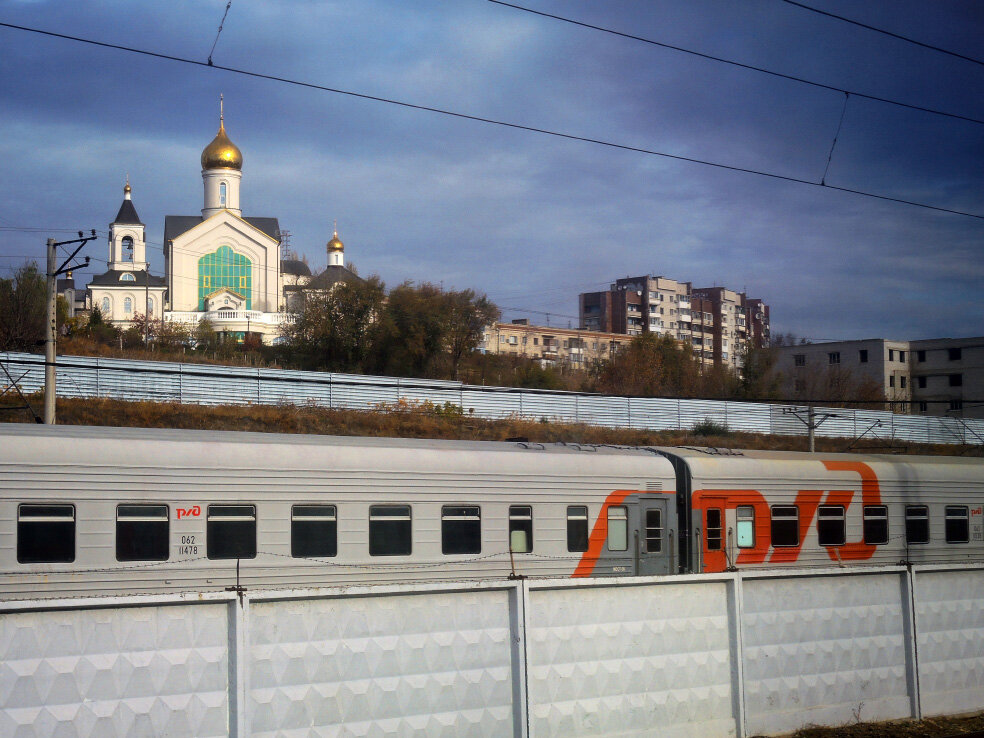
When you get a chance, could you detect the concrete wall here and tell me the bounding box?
[2,564,983,737]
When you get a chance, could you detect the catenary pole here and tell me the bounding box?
[44,238,57,424]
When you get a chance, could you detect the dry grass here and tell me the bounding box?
[769,710,984,737]
[0,395,979,457]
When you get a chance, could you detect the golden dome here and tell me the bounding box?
[201,120,243,170]
[327,230,344,252]
[123,180,131,195]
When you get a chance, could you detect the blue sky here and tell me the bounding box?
[1,0,981,340]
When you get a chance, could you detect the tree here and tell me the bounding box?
[592,332,702,396]
[0,263,46,352]
[372,282,447,378]
[282,276,386,372]
[442,289,500,380]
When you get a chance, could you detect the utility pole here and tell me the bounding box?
[782,404,839,453]
[44,231,95,424]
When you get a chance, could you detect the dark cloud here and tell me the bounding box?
[0,0,981,341]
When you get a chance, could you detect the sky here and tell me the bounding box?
[0,0,981,341]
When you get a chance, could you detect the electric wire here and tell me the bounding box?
[778,0,984,68]
[207,0,232,67]
[488,0,984,127]
[0,21,982,221]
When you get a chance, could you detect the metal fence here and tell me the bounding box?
[2,351,982,445]
[1,564,982,737]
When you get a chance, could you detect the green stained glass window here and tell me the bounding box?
[198,245,252,310]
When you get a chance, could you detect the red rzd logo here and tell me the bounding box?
[177,505,201,519]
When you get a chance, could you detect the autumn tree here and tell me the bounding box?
[442,289,500,380]
[282,276,386,372]
[0,263,46,352]
[371,282,448,378]
[592,332,702,396]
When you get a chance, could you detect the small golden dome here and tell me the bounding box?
[327,230,344,252]
[123,180,131,195]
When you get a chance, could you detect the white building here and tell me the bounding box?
[160,100,286,342]
[88,179,167,326]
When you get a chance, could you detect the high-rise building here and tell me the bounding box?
[580,276,769,369]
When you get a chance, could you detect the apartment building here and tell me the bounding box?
[580,275,770,370]
[774,337,983,418]
[481,320,630,367]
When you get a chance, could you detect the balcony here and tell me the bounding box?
[166,310,292,328]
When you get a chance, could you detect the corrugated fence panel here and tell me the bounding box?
[573,395,630,428]
[679,399,730,432]
[727,402,774,435]
[741,571,914,736]
[516,390,579,424]
[177,364,259,406]
[851,410,896,441]
[256,367,332,407]
[460,387,524,419]
[330,372,399,411]
[625,397,681,431]
[526,580,738,737]
[0,601,230,738]
[396,376,464,409]
[914,568,984,718]
[2,352,981,446]
[247,588,517,737]
[812,406,859,440]
[0,352,43,393]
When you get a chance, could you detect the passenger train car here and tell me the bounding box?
[0,423,982,600]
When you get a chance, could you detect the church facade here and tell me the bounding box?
[86,102,362,344]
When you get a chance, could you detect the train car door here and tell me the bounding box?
[635,496,674,575]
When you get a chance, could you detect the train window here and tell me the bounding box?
[863,505,889,545]
[17,504,75,564]
[645,509,662,553]
[207,505,257,559]
[736,506,755,548]
[770,506,799,547]
[442,505,481,555]
[509,506,533,553]
[566,506,589,552]
[905,505,930,545]
[706,509,722,551]
[945,506,969,544]
[607,506,628,551]
[291,505,337,558]
[817,506,846,546]
[369,505,412,556]
[116,504,169,561]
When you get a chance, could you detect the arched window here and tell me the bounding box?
[124,297,133,314]
[121,236,134,260]
[101,297,111,313]
[146,297,154,316]
[219,182,227,207]
[119,272,136,282]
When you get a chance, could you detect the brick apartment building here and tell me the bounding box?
[579,275,770,370]
[481,320,630,367]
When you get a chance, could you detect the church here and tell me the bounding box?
[86,99,360,344]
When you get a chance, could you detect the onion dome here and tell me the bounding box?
[201,96,242,170]
[327,229,344,252]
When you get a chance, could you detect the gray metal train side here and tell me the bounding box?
[0,423,678,600]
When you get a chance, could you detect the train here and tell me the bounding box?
[1,422,982,600]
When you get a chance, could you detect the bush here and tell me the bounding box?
[692,418,730,437]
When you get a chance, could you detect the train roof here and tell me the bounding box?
[0,422,660,457]
[656,445,984,467]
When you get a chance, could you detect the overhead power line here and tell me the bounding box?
[778,0,984,68]
[488,0,984,127]
[0,21,982,221]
